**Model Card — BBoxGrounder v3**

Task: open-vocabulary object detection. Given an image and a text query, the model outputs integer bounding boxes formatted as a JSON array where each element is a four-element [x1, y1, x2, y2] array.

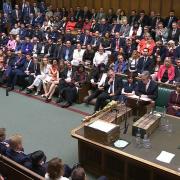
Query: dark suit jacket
[[128, 15, 139, 26], [11, 9, 22, 23], [0, 142, 8, 155], [23, 60, 34, 73], [90, 37, 101, 47], [104, 75, 123, 96], [165, 16, 178, 28], [110, 24, 121, 34], [137, 57, 153, 74], [135, 80, 158, 100], [6, 148, 31, 168], [167, 29, 180, 45], [60, 46, 74, 61], [44, 43, 55, 57], [80, 34, 92, 45], [53, 44, 63, 59], [174, 66, 180, 82], [175, 46, 180, 59], [111, 37, 126, 51]]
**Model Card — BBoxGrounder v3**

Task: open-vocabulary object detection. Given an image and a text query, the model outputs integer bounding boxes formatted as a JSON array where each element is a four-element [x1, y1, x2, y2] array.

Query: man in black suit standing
[[167, 22, 180, 45], [137, 48, 154, 74], [165, 10, 177, 29], [136, 71, 158, 102], [94, 68, 123, 112]]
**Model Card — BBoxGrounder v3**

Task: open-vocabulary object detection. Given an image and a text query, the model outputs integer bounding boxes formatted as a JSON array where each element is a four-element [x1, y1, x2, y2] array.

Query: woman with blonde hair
[[27, 57, 51, 95], [43, 59, 59, 102], [128, 50, 140, 76]]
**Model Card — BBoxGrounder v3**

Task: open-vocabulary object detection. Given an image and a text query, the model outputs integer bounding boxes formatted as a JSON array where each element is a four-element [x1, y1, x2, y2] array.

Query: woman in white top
[[71, 43, 85, 66], [45, 157, 69, 180], [93, 47, 108, 67], [27, 57, 51, 95], [128, 50, 139, 76]]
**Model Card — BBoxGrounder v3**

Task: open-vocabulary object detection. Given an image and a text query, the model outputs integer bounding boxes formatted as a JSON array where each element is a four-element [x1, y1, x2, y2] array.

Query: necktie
[[65, 49, 69, 60], [116, 39, 119, 51]]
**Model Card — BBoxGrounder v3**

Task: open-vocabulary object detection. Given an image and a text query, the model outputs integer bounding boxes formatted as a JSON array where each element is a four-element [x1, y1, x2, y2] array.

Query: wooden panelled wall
[[44, 0, 180, 17]]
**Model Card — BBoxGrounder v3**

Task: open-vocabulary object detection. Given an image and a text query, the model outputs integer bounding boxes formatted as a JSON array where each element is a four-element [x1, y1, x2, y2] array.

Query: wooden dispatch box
[[132, 113, 161, 138], [97, 104, 132, 124], [84, 119, 120, 145]]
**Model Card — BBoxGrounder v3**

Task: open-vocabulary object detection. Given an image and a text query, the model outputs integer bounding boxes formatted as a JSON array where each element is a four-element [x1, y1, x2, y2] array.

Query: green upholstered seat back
[[155, 87, 173, 108]]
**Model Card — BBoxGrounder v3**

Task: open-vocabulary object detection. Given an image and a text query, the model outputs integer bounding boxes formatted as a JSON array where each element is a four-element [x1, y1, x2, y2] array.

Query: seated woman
[[167, 84, 180, 117], [71, 43, 85, 67], [82, 44, 95, 66], [120, 74, 136, 102], [65, 16, 76, 31], [27, 57, 51, 95], [128, 50, 139, 77], [114, 54, 127, 75], [42, 59, 59, 102], [157, 57, 175, 84], [45, 157, 69, 180], [151, 55, 162, 80]]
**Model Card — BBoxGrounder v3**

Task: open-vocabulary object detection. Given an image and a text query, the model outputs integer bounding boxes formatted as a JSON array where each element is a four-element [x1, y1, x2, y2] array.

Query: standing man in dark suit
[[53, 39, 63, 60], [94, 68, 123, 112], [136, 71, 158, 102], [137, 48, 154, 74], [165, 10, 178, 29], [44, 39, 55, 59], [128, 10, 139, 26], [167, 22, 180, 45], [11, 4, 21, 24]]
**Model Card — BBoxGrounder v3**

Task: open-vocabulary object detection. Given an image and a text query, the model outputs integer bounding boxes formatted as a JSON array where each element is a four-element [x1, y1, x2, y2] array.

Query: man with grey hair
[[135, 71, 158, 102]]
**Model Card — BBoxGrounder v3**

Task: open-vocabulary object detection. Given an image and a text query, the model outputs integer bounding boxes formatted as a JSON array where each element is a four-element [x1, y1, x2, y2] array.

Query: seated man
[[5, 134, 31, 168], [135, 71, 158, 105], [57, 63, 88, 108], [174, 58, 180, 83], [85, 63, 107, 104], [167, 83, 180, 117], [0, 128, 9, 155], [94, 68, 123, 112]]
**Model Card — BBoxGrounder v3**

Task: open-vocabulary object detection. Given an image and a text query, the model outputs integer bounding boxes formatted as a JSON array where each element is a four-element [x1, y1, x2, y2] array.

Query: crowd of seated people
[[0, 127, 108, 179], [0, 1, 179, 114]]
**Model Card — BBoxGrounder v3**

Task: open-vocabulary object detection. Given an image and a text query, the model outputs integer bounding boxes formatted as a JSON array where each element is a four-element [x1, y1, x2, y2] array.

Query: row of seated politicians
[[0, 45, 179, 113], [0, 128, 107, 180]]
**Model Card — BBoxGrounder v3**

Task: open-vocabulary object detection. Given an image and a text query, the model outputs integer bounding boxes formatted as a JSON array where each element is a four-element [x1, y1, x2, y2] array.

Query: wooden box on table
[[132, 113, 161, 138], [84, 119, 120, 145]]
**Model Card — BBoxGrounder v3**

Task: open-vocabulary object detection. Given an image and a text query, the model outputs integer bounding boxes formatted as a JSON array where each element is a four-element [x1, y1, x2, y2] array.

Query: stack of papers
[[129, 95, 151, 102], [156, 151, 175, 164], [88, 120, 116, 133]]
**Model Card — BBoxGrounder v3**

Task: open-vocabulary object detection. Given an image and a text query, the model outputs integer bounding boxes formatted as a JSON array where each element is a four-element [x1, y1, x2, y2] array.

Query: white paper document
[[156, 151, 175, 164], [89, 120, 116, 133], [129, 94, 151, 102], [114, 140, 129, 148]]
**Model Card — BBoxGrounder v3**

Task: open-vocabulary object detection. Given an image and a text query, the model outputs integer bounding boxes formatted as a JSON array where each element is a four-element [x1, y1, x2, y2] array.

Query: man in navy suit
[[136, 71, 158, 101], [21, 37, 33, 54], [11, 4, 21, 24], [61, 41, 74, 62], [94, 68, 123, 112], [137, 48, 154, 74], [98, 18, 110, 36], [16, 53, 35, 90], [80, 29, 92, 48], [6, 134, 31, 168], [90, 31, 101, 49], [110, 19, 121, 37], [7, 50, 26, 90], [165, 10, 178, 29]]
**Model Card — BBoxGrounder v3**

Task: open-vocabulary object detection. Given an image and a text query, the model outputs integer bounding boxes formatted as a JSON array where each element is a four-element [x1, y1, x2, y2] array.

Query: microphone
[[136, 95, 141, 105]]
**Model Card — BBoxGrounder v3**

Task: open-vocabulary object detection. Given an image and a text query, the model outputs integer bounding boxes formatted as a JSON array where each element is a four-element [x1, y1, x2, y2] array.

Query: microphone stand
[[133, 95, 141, 122], [123, 99, 129, 134]]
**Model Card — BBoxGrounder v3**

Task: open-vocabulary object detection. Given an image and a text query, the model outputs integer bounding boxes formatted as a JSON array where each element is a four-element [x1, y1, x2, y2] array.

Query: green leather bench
[[155, 86, 174, 112]]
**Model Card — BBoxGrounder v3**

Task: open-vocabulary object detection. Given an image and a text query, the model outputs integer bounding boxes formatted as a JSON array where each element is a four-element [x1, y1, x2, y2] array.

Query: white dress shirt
[[93, 52, 108, 67]]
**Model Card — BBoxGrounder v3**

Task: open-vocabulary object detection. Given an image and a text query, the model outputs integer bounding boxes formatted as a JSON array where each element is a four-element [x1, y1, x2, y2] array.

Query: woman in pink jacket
[[157, 57, 175, 84], [6, 35, 16, 51]]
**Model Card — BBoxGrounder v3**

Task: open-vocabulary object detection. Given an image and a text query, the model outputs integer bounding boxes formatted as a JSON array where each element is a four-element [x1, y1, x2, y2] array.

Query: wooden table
[[71, 114, 180, 180]]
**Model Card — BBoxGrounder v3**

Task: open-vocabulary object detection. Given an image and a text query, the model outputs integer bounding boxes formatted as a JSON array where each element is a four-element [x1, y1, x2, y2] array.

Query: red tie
[[116, 39, 119, 50]]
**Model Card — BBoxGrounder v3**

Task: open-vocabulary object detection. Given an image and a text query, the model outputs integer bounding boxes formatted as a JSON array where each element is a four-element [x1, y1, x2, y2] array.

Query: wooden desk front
[[71, 115, 180, 180]]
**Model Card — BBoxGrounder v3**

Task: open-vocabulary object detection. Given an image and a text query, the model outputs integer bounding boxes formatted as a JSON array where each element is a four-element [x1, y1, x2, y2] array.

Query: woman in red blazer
[[157, 57, 175, 84]]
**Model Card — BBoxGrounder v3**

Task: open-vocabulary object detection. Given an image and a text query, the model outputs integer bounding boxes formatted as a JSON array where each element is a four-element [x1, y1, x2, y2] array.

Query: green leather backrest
[[155, 87, 174, 107]]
